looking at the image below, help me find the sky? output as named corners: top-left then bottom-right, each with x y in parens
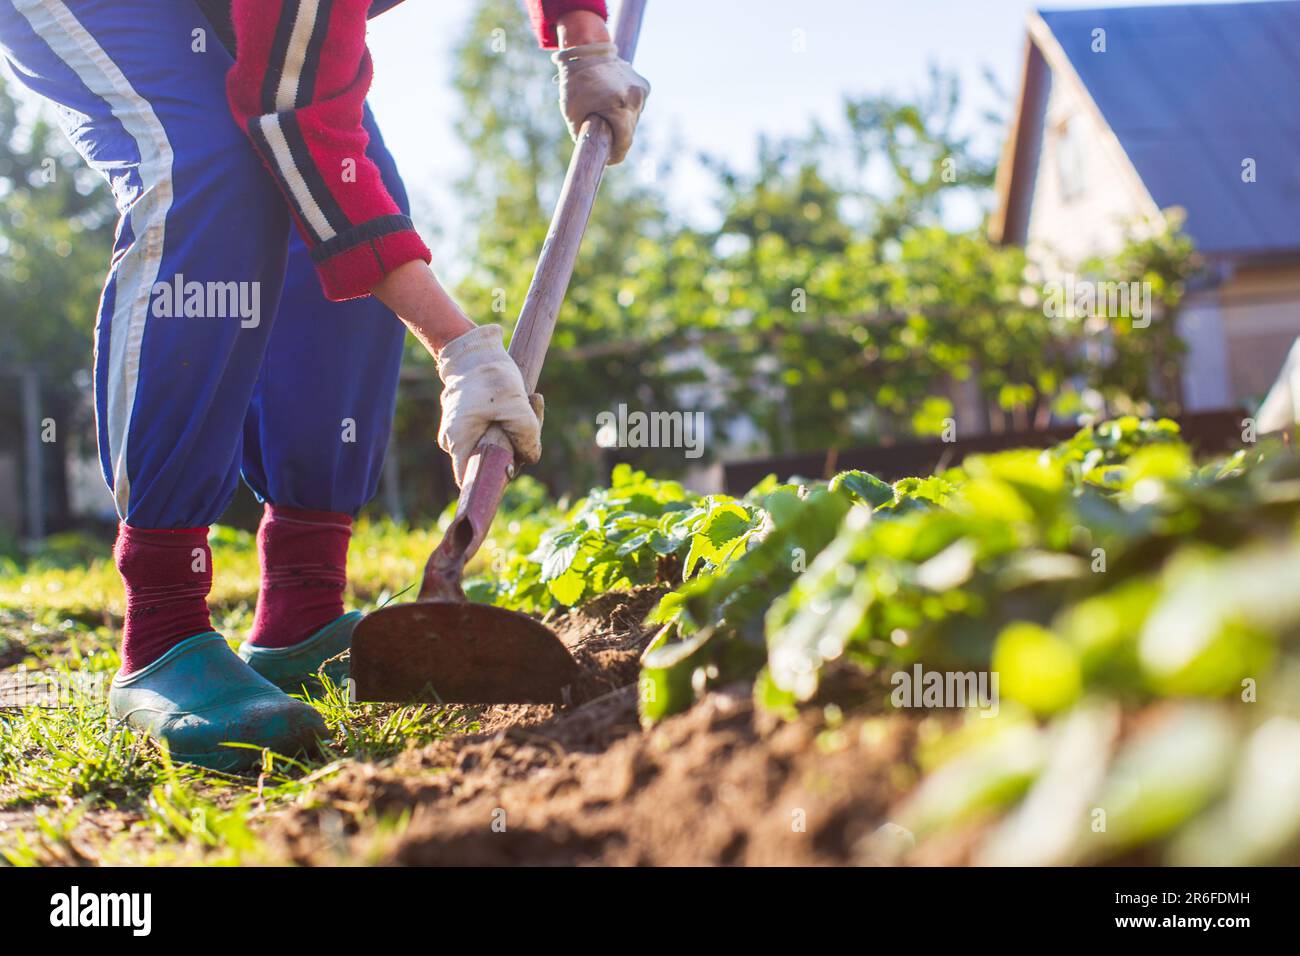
top-left (365, 0), bottom-right (1263, 273)
top-left (0, 0), bottom-right (1266, 272)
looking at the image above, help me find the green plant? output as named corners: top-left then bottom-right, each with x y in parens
top-left (477, 463), bottom-right (765, 613)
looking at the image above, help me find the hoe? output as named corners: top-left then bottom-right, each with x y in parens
top-left (349, 0), bottom-right (649, 704)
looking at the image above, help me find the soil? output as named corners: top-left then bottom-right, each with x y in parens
top-left (335, 695), bottom-right (917, 865)
top-left (266, 587), bottom-right (925, 866)
top-left (2, 587), bottom-right (930, 866)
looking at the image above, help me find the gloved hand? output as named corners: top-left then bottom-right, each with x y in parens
top-left (436, 324), bottom-right (543, 486)
top-left (552, 42), bottom-right (650, 165)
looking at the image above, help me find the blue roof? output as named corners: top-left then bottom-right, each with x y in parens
top-left (1039, 1), bottom-right (1300, 256)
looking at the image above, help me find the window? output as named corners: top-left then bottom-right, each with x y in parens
top-left (1053, 114), bottom-right (1087, 202)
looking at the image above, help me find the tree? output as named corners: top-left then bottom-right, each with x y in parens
top-left (0, 78), bottom-right (115, 397)
top-left (0, 76), bottom-right (116, 532)
top-left (1078, 211), bottom-right (1197, 416)
top-left (388, 2), bottom-right (1197, 511)
top-left (389, 0), bottom-right (687, 509)
top-left (690, 70), bottom-right (1046, 451)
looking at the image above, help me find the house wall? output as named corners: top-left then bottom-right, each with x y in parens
top-left (1214, 264), bottom-right (1300, 404)
top-left (1178, 290), bottom-right (1232, 411)
top-left (1022, 68), bottom-right (1152, 269)
top-left (1013, 51), bottom-right (1300, 413)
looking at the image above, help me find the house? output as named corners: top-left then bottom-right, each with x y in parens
top-left (992, 0), bottom-right (1300, 413)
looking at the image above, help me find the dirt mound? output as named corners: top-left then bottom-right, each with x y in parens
top-left (464, 586), bottom-right (664, 740)
top-left (4, 586), bottom-right (925, 865)
top-left (403, 691), bottom-right (918, 865)
top-left (277, 689), bottom-right (920, 866)
top-left (270, 588), bottom-right (924, 866)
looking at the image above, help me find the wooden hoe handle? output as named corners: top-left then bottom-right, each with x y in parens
top-left (419, 0), bottom-right (650, 601)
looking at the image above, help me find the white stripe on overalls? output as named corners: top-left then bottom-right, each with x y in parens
top-left (14, 0), bottom-right (174, 518)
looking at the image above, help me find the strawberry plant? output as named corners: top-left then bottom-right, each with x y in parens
top-left (470, 463), bottom-right (766, 614)
top-left (459, 420), bottom-right (1300, 863)
top-left (470, 420), bottom-right (1300, 730)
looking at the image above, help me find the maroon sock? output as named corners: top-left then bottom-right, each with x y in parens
top-left (247, 504), bottom-right (352, 649)
top-left (115, 524), bottom-right (215, 675)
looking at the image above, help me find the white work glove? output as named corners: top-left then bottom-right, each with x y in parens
top-left (552, 42), bottom-right (649, 165)
top-left (436, 324), bottom-right (543, 486)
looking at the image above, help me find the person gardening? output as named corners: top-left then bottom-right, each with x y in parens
top-left (0, 0), bottom-right (648, 770)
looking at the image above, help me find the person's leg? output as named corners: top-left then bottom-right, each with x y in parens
top-left (239, 104), bottom-right (407, 664)
top-left (0, 0), bottom-right (322, 766)
top-left (0, 0), bottom-right (289, 669)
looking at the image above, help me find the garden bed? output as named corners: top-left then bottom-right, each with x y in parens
top-left (4, 418), bottom-right (1300, 866)
top-left (265, 589), bottom-right (920, 866)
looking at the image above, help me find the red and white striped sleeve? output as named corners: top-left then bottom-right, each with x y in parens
top-left (226, 0), bottom-right (429, 301)
top-left (224, 0), bottom-right (609, 301)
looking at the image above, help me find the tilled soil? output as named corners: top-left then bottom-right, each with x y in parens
top-left (2, 588), bottom-right (927, 865)
top-left (303, 692), bottom-right (919, 865)
top-left (267, 587), bottom-right (925, 866)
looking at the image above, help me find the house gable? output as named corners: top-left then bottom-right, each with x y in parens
top-left (1028, 2), bottom-right (1300, 259)
top-left (994, 12), bottom-right (1160, 266)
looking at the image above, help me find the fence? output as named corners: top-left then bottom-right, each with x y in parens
top-left (720, 408), bottom-right (1251, 494)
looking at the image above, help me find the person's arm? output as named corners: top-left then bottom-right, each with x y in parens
top-left (534, 3), bottom-right (651, 165)
top-left (224, 0), bottom-right (641, 480)
top-left (226, 0), bottom-right (430, 302)
top-left (226, 0), bottom-right (539, 483)
top-left (526, 1), bottom-right (609, 49)
top-left (555, 9), bottom-right (613, 47)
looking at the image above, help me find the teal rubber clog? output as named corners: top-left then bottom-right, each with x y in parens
top-left (237, 611), bottom-right (361, 695)
top-left (109, 632), bottom-right (328, 772)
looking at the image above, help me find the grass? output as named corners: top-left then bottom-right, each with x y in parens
top-left (0, 516), bottom-right (489, 866)
top-left (0, 519), bottom-right (442, 626)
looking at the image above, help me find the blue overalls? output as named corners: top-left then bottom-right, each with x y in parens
top-left (0, 0), bottom-right (408, 527)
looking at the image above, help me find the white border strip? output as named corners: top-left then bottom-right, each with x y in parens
top-left (15, 0), bottom-right (175, 518)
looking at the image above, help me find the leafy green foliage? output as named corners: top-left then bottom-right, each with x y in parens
top-left (477, 463), bottom-right (764, 613)
top-left (763, 424), bottom-right (1298, 711)
top-left (640, 482), bottom-right (854, 722)
top-left (462, 425), bottom-right (1255, 727)
top-left (459, 421), bottom-right (1299, 739)
top-left (1045, 414), bottom-right (1185, 484)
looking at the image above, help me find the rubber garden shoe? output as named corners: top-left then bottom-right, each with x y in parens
top-left (109, 632), bottom-right (328, 772)
top-left (237, 610), bottom-right (361, 695)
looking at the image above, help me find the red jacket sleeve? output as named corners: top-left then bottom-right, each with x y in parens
top-left (525, 0), bottom-right (609, 49)
top-left (226, 0), bottom-right (430, 301)
top-left (224, 0), bottom-right (608, 300)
